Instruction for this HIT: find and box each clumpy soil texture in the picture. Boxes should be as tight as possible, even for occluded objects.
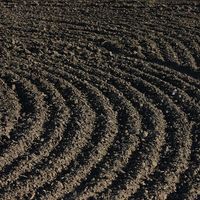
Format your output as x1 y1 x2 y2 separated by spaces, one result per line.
0 0 200 199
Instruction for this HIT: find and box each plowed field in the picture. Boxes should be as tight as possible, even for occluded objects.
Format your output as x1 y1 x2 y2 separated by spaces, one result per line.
0 0 200 199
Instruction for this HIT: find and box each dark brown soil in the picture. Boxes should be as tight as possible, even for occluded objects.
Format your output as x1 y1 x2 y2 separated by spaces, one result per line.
0 0 200 200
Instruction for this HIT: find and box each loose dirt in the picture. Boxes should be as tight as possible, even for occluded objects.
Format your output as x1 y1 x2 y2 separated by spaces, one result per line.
0 0 199 200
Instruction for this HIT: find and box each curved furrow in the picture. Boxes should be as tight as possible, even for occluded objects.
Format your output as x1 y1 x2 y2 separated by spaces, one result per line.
54 48 199 121
93 32 200 85
128 28 200 76
61 63 195 200
98 78 191 200
141 21 200 66
82 60 197 199
94 35 200 88
0 70 47 171
116 62 200 200
181 168 200 200
63 54 200 105
147 36 180 66
0 0 199 199
30 68 118 200
96 62 199 199
0 69 70 189
63 59 194 197
25 18 197 76
116 57 200 102
167 163 200 200
160 35 198 70
0 78 21 138
115 70 200 199
72 81 166 200
32 66 140 200
1 71 97 199
0 71 31 148
90 25 200 81
115 62 200 115
145 29 199 70
42 32 199 92
119 53 200 88
40 65 165 199
129 62 200 103
70 47 200 117
166 123 200 200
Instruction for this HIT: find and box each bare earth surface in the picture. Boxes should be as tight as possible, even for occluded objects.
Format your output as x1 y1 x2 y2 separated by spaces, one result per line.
0 0 200 199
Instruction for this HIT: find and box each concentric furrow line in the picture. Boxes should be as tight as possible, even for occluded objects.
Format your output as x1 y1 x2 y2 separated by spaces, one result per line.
100 81 192 199
115 68 200 199
80 59 199 198
0 69 70 189
16 28 200 91
167 123 200 200
0 78 21 138
71 45 200 118
121 53 200 89
71 20 200 78
0 0 199 199
1 68 99 199
31 68 120 200
131 62 200 103
60 62 194 200
5 38 199 199
64 55 200 110
145 37 181 65
20 65 137 199
128 29 199 74
73 85 166 200
0 70 48 171
100 13 200 73
53 52 198 198
159 35 198 70
114 59 200 199
12 18 197 76
116 62 200 116
116 54 200 103
35 66 161 200
43 64 174 199
180 39 200 67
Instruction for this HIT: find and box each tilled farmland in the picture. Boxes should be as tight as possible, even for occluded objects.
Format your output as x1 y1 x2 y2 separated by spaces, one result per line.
0 0 200 199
